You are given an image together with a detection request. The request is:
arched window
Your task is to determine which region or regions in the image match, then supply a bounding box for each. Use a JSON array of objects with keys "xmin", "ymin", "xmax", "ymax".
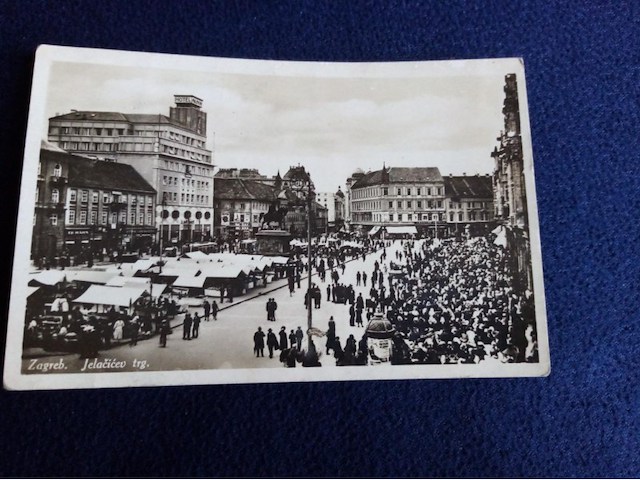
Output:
[
  {"xmin": 51, "ymin": 188, "xmax": 59, "ymax": 203},
  {"xmin": 53, "ymin": 164, "xmax": 62, "ymax": 177}
]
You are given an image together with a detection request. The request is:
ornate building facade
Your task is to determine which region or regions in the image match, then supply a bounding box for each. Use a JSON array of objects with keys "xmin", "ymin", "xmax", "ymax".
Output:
[{"xmin": 47, "ymin": 95, "xmax": 214, "ymax": 246}]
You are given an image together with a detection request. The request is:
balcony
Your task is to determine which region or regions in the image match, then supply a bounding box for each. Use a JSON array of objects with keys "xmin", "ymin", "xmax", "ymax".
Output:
[{"xmin": 50, "ymin": 175, "xmax": 68, "ymax": 185}]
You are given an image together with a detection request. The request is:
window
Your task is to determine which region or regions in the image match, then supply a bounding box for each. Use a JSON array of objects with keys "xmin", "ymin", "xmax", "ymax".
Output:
[
  {"xmin": 383, "ymin": 187, "xmax": 388, "ymax": 196},
  {"xmin": 458, "ymin": 212, "xmax": 463, "ymax": 221},
  {"xmin": 139, "ymin": 213, "xmax": 144, "ymax": 224},
  {"xmin": 388, "ymin": 201, "xmax": 393, "ymax": 209},
  {"xmin": 449, "ymin": 213, "xmax": 454, "ymax": 222},
  {"xmin": 240, "ymin": 203, "xmax": 245, "ymax": 210},
  {"xmin": 95, "ymin": 128, "xmax": 102, "ymax": 135},
  {"xmin": 426, "ymin": 187, "xmax": 431, "ymax": 196},
  {"xmin": 111, "ymin": 212, "xmax": 117, "ymax": 224},
  {"xmin": 432, "ymin": 213, "xmax": 438, "ymax": 221},
  {"xmin": 101, "ymin": 211, "xmax": 108, "ymax": 224},
  {"xmin": 397, "ymin": 188, "xmax": 402, "ymax": 196},
  {"xmin": 103, "ymin": 194, "xmax": 110, "ymax": 204},
  {"xmin": 53, "ymin": 164, "xmax": 62, "ymax": 177},
  {"xmin": 417, "ymin": 188, "xmax": 421, "ymax": 195},
  {"xmin": 51, "ymin": 188, "xmax": 59, "ymax": 203},
  {"xmin": 437, "ymin": 200, "xmax": 443, "ymax": 208},
  {"xmin": 68, "ymin": 210, "xmax": 75, "ymax": 225},
  {"xmin": 130, "ymin": 212, "xmax": 136, "ymax": 224},
  {"xmin": 407, "ymin": 188, "xmax": 411, "ymax": 196},
  {"xmin": 417, "ymin": 201, "xmax": 422, "ymax": 209},
  {"xmin": 81, "ymin": 190, "xmax": 88, "ymax": 202},
  {"xmin": 79, "ymin": 211, "xmax": 87, "ymax": 224},
  {"xmin": 49, "ymin": 214, "xmax": 58, "ymax": 226},
  {"xmin": 163, "ymin": 176, "xmax": 167, "ymax": 185},
  {"xmin": 92, "ymin": 192, "xmax": 98, "ymax": 203},
  {"xmin": 90, "ymin": 210, "xmax": 97, "ymax": 224},
  {"xmin": 146, "ymin": 213, "xmax": 152, "ymax": 225},
  {"xmin": 106, "ymin": 129, "xmax": 113, "ymax": 135},
  {"xmin": 407, "ymin": 201, "xmax": 412, "ymax": 209}
]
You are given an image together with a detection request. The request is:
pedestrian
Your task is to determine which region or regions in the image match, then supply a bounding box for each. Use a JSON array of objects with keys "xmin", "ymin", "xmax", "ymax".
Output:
[
  {"xmin": 203, "ymin": 299, "xmax": 211, "ymax": 321},
  {"xmin": 356, "ymin": 271, "xmax": 361, "ymax": 286},
  {"xmin": 112, "ymin": 317, "xmax": 125, "ymax": 342},
  {"xmin": 253, "ymin": 327, "xmax": 265, "ymax": 357},
  {"xmin": 220, "ymin": 286, "xmax": 225, "ymax": 304},
  {"xmin": 341, "ymin": 263, "xmax": 345, "ymax": 275},
  {"xmin": 295, "ymin": 326, "xmax": 304, "ymax": 350},
  {"xmin": 289, "ymin": 329, "xmax": 297, "ymax": 350},
  {"xmin": 288, "ymin": 276, "xmax": 295, "ymax": 296},
  {"xmin": 267, "ymin": 328, "xmax": 279, "ymax": 358},
  {"xmin": 159, "ymin": 319, "xmax": 170, "ymax": 347},
  {"xmin": 356, "ymin": 292, "xmax": 364, "ymax": 311},
  {"xmin": 326, "ymin": 316, "xmax": 336, "ymax": 355},
  {"xmin": 279, "ymin": 326, "xmax": 288, "ymax": 350},
  {"xmin": 211, "ymin": 300, "xmax": 218, "ymax": 321},
  {"xmin": 362, "ymin": 272, "xmax": 367, "ymax": 286},
  {"xmin": 326, "ymin": 283, "xmax": 331, "ymax": 302},
  {"xmin": 183, "ymin": 313, "xmax": 192, "ymax": 340},
  {"xmin": 349, "ymin": 304, "xmax": 355, "ymax": 327},
  {"xmin": 356, "ymin": 308, "xmax": 363, "ymax": 327},
  {"xmin": 192, "ymin": 313, "xmax": 200, "ymax": 338},
  {"xmin": 130, "ymin": 315, "xmax": 140, "ymax": 346},
  {"xmin": 313, "ymin": 285, "xmax": 321, "ymax": 309},
  {"xmin": 227, "ymin": 286, "xmax": 234, "ymax": 303},
  {"xmin": 266, "ymin": 298, "xmax": 273, "ymax": 322},
  {"xmin": 296, "ymin": 269, "xmax": 301, "ymax": 289}
]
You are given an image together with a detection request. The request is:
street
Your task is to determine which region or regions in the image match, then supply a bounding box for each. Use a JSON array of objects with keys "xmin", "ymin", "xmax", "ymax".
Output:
[{"xmin": 22, "ymin": 242, "xmax": 404, "ymax": 373}]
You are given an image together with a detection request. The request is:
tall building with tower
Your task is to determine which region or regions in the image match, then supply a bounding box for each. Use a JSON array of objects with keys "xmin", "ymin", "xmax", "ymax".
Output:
[{"xmin": 47, "ymin": 95, "xmax": 214, "ymax": 247}]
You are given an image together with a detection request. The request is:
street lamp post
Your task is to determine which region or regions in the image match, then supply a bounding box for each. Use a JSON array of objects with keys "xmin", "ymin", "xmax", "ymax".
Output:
[{"xmin": 292, "ymin": 170, "xmax": 317, "ymax": 365}]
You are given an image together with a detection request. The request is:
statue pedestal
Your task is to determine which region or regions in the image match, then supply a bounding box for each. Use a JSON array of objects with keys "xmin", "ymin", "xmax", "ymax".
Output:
[{"xmin": 256, "ymin": 229, "xmax": 292, "ymax": 256}]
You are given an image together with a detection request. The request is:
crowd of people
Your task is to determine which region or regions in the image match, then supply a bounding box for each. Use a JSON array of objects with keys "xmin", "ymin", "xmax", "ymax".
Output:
[{"xmin": 362, "ymin": 237, "xmax": 538, "ymax": 364}]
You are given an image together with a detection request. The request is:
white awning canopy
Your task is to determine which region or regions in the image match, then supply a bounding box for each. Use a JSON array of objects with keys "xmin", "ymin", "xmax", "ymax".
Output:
[
  {"xmin": 72, "ymin": 285, "xmax": 148, "ymax": 307},
  {"xmin": 28, "ymin": 271, "xmax": 67, "ymax": 286},
  {"xmin": 173, "ymin": 275, "xmax": 207, "ymax": 288},
  {"xmin": 385, "ymin": 226, "xmax": 417, "ymax": 235},
  {"xmin": 66, "ymin": 270, "xmax": 115, "ymax": 285},
  {"xmin": 105, "ymin": 276, "xmax": 151, "ymax": 287}
]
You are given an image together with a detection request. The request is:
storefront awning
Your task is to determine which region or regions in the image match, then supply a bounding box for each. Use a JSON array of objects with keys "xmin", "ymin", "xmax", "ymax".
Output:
[
  {"xmin": 385, "ymin": 226, "xmax": 417, "ymax": 235},
  {"xmin": 73, "ymin": 285, "xmax": 148, "ymax": 307},
  {"xmin": 369, "ymin": 226, "xmax": 380, "ymax": 235}
]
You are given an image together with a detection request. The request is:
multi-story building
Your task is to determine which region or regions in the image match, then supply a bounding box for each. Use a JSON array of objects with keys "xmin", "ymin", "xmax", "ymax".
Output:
[
  {"xmin": 349, "ymin": 166, "xmax": 446, "ymax": 236},
  {"xmin": 65, "ymin": 155, "xmax": 156, "ymax": 256},
  {"xmin": 345, "ymin": 168, "xmax": 366, "ymax": 231},
  {"xmin": 316, "ymin": 187, "xmax": 346, "ymax": 231},
  {"xmin": 444, "ymin": 174, "xmax": 495, "ymax": 237},
  {"xmin": 492, "ymin": 73, "xmax": 531, "ymax": 290},
  {"xmin": 492, "ymin": 74, "xmax": 527, "ymax": 229},
  {"xmin": 32, "ymin": 141, "xmax": 70, "ymax": 261},
  {"xmin": 213, "ymin": 177, "xmax": 278, "ymax": 240},
  {"xmin": 47, "ymin": 95, "xmax": 214, "ymax": 246}
]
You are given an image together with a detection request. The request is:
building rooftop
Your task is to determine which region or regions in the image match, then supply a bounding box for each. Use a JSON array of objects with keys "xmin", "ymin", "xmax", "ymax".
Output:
[
  {"xmin": 213, "ymin": 178, "xmax": 278, "ymax": 201},
  {"xmin": 41, "ymin": 148, "xmax": 156, "ymax": 194},
  {"xmin": 49, "ymin": 111, "xmax": 202, "ymax": 134},
  {"xmin": 351, "ymin": 167, "xmax": 443, "ymax": 188},
  {"xmin": 444, "ymin": 175, "xmax": 493, "ymax": 199}
]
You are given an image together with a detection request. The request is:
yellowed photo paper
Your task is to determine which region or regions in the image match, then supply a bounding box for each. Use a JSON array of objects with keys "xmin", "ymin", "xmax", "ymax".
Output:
[{"xmin": 4, "ymin": 45, "xmax": 549, "ymax": 390}]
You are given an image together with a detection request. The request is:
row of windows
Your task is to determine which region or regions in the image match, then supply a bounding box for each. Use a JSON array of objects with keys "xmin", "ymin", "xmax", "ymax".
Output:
[
  {"xmin": 161, "ymin": 144, "xmax": 210, "ymax": 162},
  {"xmin": 222, "ymin": 201, "xmax": 270, "ymax": 211},
  {"xmin": 180, "ymin": 193, "xmax": 209, "ymax": 204},
  {"xmin": 353, "ymin": 185, "xmax": 444, "ymax": 199},
  {"xmin": 163, "ymin": 160, "xmax": 212, "ymax": 176},
  {"xmin": 449, "ymin": 201, "xmax": 489, "ymax": 209},
  {"xmin": 353, "ymin": 199, "xmax": 445, "ymax": 211},
  {"xmin": 162, "ymin": 176, "xmax": 211, "ymax": 189},
  {"xmin": 67, "ymin": 209, "xmax": 154, "ymax": 226},
  {"xmin": 68, "ymin": 189, "xmax": 154, "ymax": 206},
  {"xmin": 59, "ymin": 141, "xmax": 119, "ymax": 152},
  {"xmin": 52, "ymin": 126, "xmax": 129, "ymax": 136}
]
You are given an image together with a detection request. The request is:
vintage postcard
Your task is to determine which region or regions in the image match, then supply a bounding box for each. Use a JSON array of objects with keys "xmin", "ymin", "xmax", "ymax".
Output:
[{"xmin": 4, "ymin": 45, "xmax": 549, "ymax": 390}]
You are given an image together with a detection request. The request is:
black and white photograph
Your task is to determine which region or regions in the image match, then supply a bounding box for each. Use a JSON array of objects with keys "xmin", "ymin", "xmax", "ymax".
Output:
[{"xmin": 4, "ymin": 46, "xmax": 549, "ymax": 390}]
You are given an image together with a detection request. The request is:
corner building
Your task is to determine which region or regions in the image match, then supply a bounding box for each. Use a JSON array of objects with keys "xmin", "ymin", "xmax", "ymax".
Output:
[
  {"xmin": 349, "ymin": 166, "xmax": 446, "ymax": 236},
  {"xmin": 47, "ymin": 95, "xmax": 214, "ymax": 246}
]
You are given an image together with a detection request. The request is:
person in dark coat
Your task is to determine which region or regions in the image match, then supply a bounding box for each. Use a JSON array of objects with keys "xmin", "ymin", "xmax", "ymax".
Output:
[
  {"xmin": 253, "ymin": 327, "xmax": 265, "ymax": 357},
  {"xmin": 191, "ymin": 313, "xmax": 200, "ymax": 339},
  {"xmin": 266, "ymin": 328, "xmax": 279, "ymax": 358},
  {"xmin": 333, "ymin": 336, "xmax": 344, "ymax": 365},
  {"xmin": 356, "ymin": 308, "xmax": 363, "ymax": 327},
  {"xmin": 326, "ymin": 283, "xmax": 331, "ymax": 302},
  {"xmin": 313, "ymin": 286, "xmax": 321, "ymax": 309},
  {"xmin": 211, "ymin": 300, "xmax": 218, "ymax": 321},
  {"xmin": 279, "ymin": 326, "xmax": 288, "ymax": 350},
  {"xmin": 220, "ymin": 286, "xmax": 225, "ymax": 304},
  {"xmin": 227, "ymin": 285, "xmax": 234, "ymax": 303},
  {"xmin": 349, "ymin": 304, "xmax": 355, "ymax": 327},
  {"xmin": 288, "ymin": 275, "xmax": 295, "ymax": 296},
  {"xmin": 326, "ymin": 316, "xmax": 336, "ymax": 355},
  {"xmin": 183, "ymin": 313, "xmax": 192, "ymax": 340},
  {"xmin": 356, "ymin": 271, "xmax": 361, "ymax": 286},
  {"xmin": 345, "ymin": 334, "xmax": 357, "ymax": 357},
  {"xmin": 356, "ymin": 292, "xmax": 365, "ymax": 311},
  {"xmin": 362, "ymin": 272, "xmax": 367, "ymax": 286},
  {"xmin": 159, "ymin": 319, "xmax": 170, "ymax": 347},
  {"xmin": 289, "ymin": 329, "xmax": 297, "ymax": 350},
  {"xmin": 203, "ymin": 300, "xmax": 211, "ymax": 321},
  {"xmin": 295, "ymin": 326, "xmax": 304, "ymax": 350},
  {"xmin": 266, "ymin": 298, "xmax": 275, "ymax": 321}
]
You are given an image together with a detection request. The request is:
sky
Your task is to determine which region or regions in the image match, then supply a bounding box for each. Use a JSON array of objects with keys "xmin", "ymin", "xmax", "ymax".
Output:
[{"xmin": 43, "ymin": 58, "xmax": 514, "ymax": 193}]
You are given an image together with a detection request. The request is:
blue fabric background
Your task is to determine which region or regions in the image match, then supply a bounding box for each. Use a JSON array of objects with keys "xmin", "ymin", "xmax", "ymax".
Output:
[{"xmin": 0, "ymin": 1, "xmax": 638, "ymax": 477}]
